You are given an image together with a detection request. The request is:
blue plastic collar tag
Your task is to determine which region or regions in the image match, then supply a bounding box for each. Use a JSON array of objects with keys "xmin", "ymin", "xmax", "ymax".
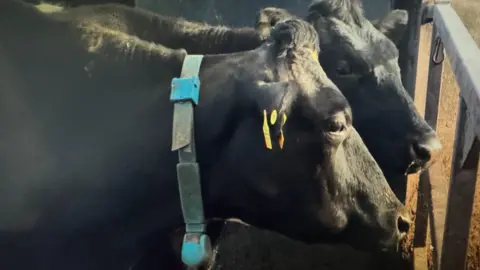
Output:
[
  {"xmin": 170, "ymin": 76, "xmax": 201, "ymax": 105},
  {"xmin": 181, "ymin": 233, "xmax": 212, "ymax": 267}
]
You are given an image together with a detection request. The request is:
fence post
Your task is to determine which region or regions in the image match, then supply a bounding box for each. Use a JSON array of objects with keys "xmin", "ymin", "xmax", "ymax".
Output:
[
  {"xmin": 414, "ymin": 22, "xmax": 445, "ymax": 270},
  {"xmin": 440, "ymin": 106, "xmax": 479, "ymax": 270},
  {"xmin": 424, "ymin": 3, "xmax": 480, "ymax": 269},
  {"xmin": 394, "ymin": 0, "xmax": 423, "ymax": 97}
]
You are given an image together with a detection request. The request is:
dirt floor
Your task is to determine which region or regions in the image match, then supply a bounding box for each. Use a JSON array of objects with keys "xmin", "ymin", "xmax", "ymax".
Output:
[{"xmin": 212, "ymin": 1, "xmax": 480, "ymax": 269}]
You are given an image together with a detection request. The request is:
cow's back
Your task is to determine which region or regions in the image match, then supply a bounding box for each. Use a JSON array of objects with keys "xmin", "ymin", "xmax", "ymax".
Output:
[{"xmin": 0, "ymin": 3, "xmax": 183, "ymax": 269}]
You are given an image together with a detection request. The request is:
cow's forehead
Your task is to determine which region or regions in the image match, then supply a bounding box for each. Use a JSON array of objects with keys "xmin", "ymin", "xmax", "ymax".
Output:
[{"xmin": 323, "ymin": 18, "xmax": 399, "ymax": 66}]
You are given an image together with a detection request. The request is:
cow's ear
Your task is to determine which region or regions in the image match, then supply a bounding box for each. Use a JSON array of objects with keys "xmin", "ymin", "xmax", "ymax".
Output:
[
  {"xmin": 254, "ymin": 81, "xmax": 293, "ymax": 149},
  {"xmin": 267, "ymin": 22, "xmax": 295, "ymax": 58},
  {"xmin": 255, "ymin": 7, "xmax": 295, "ymax": 40},
  {"xmin": 374, "ymin": 9, "xmax": 409, "ymax": 45}
]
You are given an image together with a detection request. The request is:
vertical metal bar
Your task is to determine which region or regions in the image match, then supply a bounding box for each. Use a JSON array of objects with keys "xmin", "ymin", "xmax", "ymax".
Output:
[
  {"xmin": 424, "ymin": 31, "xmax": 444, "ymax": 130},
  {"xmin": 394, "ymin": 0, "xmax": 423, "ymax": 98},
  {"xmin": 440, "ymin": 99, "xmax": 479, "ymax": 270},
  {"xmin": 415, "ymin": 23, "xmax": 445, "ymax": 270}
]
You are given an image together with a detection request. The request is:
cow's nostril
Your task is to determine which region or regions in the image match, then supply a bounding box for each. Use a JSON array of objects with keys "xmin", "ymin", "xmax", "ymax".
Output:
[
  {"xmin": 412, "ymin": 134, "xmax": 442, "ymax": 164},
  {"xmin": 413, "ymin": 143, "xmax": 431, "ymax": 162},
  {"xmin": 397, "ymin": 214, "xmax": 411, "ymax": 235}
]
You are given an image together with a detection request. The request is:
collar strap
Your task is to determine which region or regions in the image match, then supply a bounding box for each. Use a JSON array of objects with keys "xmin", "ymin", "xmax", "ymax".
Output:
[{"xmin": 169, "ymin": 54, "xmax": 212, "ymax": 268}]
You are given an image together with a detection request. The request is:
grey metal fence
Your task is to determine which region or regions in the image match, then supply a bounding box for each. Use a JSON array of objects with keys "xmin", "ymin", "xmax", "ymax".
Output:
[{"xmin": 417, "ymin": 1, "xmax": 480, "ymax": 269}]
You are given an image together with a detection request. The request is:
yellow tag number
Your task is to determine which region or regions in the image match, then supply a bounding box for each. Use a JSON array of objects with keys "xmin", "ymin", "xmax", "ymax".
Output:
[
  {"xmin": 279, "ymin": 131, "xmax": 285, "ymax": 149},
  {"xmin": 270, "ymin": 110, "xmax": 278, "ymax": 125},
  {"xmin": 311, "ymin": 50, "xmax": 318, "ymax": 61},
  {"xmin": 279, "ymin": 113, "xmax": 287, "ymax": 149},
  {"xmin": 262, "ymin": 110, "xmax": 272, "ymax": 149}
]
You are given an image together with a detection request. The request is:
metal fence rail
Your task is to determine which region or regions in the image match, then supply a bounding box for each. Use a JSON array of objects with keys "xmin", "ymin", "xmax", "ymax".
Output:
[{"xmin": 419, "ymin": 1, "xmax": 480, "ymax": 269}]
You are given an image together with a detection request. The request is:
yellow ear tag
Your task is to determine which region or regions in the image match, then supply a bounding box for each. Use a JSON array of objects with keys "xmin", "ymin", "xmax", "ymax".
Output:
[
  {"xmin": 279, "ymin": 131, "xmax": 285, "ymax": 149},
  {"xmin": 262, "ymin": 109, "xmax": 272, "ymax": 150},
  {"xmin": 279, "ymin": 113, "xmax": 287, "ymax": 149},
  {"xmin": 311, "ymin": 50, "xmax": 319, "ymax": 61},
  {"xmin": 270, "ymin": 110, "xmax": 278, "ymax": 125}
]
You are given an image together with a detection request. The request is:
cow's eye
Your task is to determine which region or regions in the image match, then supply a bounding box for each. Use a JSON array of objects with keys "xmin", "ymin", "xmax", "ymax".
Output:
[
  {"xmin": 358, "ymin": 69, "xmax": 374, "ymax": 83},
  {"xmin": 336, "ymin": 60, "xmax": 352, "ymax": 76},
  {"xmin": 327, "ymin": 120, "xmax": 346, "ymax": 134}
]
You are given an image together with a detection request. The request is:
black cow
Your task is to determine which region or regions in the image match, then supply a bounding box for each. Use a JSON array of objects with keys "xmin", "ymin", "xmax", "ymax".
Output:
[
  {"xmin": 0, "ymin": 1, "xmax": 409, "ymax": 270},
  {"xmin": 256, "ymin": 1, "xmax": 442, "ymax": 180},
  {"xmin": 33, "ymin": 2, "xmax": 437, "ymax": 269},
  {"xmin": 40, "ymin": 0, "xmax": 441, "ymax": 186}
]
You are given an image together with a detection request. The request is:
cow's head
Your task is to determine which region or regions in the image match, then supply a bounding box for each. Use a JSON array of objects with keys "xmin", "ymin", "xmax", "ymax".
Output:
[
  {"xmin": 306, "ymin": 0, "xmax": 441, "ymax": 178},
  {"xmin": 203, "ymin": 19, "xmax": 411, "ymax": 251},
  {"xmin": 255, "ymin": 1, "xmax": 441, "ymax": 180}
]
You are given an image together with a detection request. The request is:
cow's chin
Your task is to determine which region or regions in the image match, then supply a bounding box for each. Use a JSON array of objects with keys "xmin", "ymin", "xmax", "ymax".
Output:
[
  {"xmin": 382, "ymin": 155, "xmax": 424, "ymax": 179},
  {"xmin": 365, "ymin": 142, "xmax": 413, "ymax": 176}
]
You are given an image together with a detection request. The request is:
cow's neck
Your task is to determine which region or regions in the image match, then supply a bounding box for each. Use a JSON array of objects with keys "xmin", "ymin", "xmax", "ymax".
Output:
[
  {"xmin": 151, "ymin": 15, "xmax": 263, "ymax": 54},
  {"xmin": 186, "ymin": 47, "xmax": 279, "ymax": 222}
]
